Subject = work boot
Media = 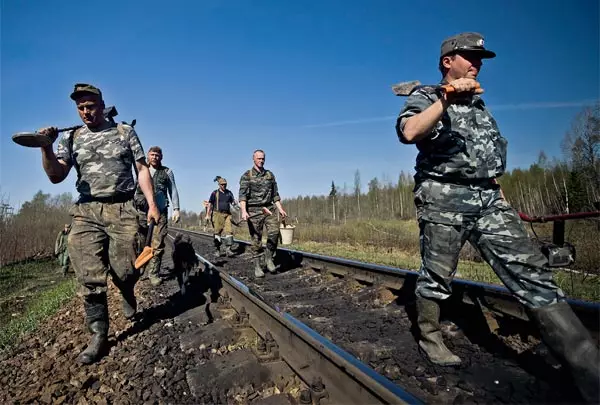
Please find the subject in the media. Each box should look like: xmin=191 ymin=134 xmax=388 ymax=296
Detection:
xmin=253 ymin=257 xmax=265 ymax=278
xmin=213 ymin=236 xmax=224 ymax=258
xmin=78 ymin=294 xmax=109 ymax=365
xmin=264 ymin=248 xmax=277 ymax=273
xmin=224 ymin=235 xmax=235 ymax=257
xmin=529 ymin=301 xmax=600 ymax=403
xmin=416 ymin=296 xmax=462 ymax=366
xmin=62 ymin=265 xmax=69 ymax=277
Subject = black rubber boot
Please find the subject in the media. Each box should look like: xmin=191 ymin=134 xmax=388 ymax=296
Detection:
xmin=264 ymin=248 xmax=277 ymax=273
xmin=416 ymin=296 xmax=461 ymax=366
xmin=253 ymin=256 xmax=265 ymax=278
xmin=224 ymin=235 xmax=235 ymax=257
xmin=78 ymin=294 xmax=109 ymax=365
xmin=121 ymin=283 xmax=137 ymax=320
xmin=529 ymin=301 xmax=600 ymax=403
xmin=148 ymin=258 xmax=162 ymax=286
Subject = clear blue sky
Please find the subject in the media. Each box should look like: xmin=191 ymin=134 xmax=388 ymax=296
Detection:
xmin=1 ymin=0 xmax=598 ymax=212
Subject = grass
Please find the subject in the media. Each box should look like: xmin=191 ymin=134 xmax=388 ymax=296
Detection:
xmin=0 ymin=259 xmax=76 ymax=351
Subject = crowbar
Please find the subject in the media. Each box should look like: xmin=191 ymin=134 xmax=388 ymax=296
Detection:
xmin=134 ymin=220 xmax=155 ymax=269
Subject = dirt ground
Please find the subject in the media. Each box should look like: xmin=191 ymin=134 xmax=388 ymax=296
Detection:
xmin=0 ymin=246 xmax=303 ymax=405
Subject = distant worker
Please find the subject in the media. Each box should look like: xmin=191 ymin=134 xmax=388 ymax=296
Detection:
xmin=54 ymin=223 xmax=71 ymax=276
xmin=206 ymin=176 xmax=237 ymax=258
xmin=239 ymin=150 xmax=287 ymax=278
xmin=38 ymin=83 xmax=159 ymax=364
xmin=396 ymin=32 xmax=598 ymax=402
xmin=134 ymin=146 xmax=181 ymax=286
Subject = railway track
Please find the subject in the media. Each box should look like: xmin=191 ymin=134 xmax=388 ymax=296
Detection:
xmin=172 ymin=228 xmax=599 ymax=404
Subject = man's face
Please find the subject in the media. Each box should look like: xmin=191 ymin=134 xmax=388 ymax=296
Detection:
xmin=75 ymin=95 xmax=105 ymax=127
xmin=219 ymin=183 xmax=227 ymax=191
xmin=444 ymin=52 xmax=483 ymax=80
xmin=253 ymin=151 xmax=265 ymax=169
xmin=148 ymin=151 xmax=162 ymax=167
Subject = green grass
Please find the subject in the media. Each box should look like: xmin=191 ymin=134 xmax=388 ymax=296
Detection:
xmin=0 ymin=260 xmax=77 ymax=351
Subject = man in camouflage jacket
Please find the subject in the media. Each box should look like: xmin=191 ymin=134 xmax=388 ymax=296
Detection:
xmin=134 ymin=146 xmax=181 ymax=286
xmin=54 ymin=223 xmax=71 ymax=276
xmin=38 ymin=83 xmax=160 ymax=365
xmin=239 ymin=149 xmax=287 ymax=278
xmin=396 ymin=33 xmax=598 ymax=402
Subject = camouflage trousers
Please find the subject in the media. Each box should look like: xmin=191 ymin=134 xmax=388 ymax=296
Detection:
xmin=414 ymin=179 xmax=565 ymax=309
xmin=138 ymin=210 xmax=168 ymax=276
xmin=247 ymin=206 xmax=280 ymax=255
xmin=57 ymin=251 xmax=70 ymax=272
xmin=68 ymin=200 xmax=140 ymax=296
xmin=212 ymin=211 xmax=233 ymax=236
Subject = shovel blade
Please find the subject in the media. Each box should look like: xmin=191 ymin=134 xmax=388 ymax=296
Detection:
xmin=135 ymin=247 xmax=154 ymax=269
xmin=12 ymin=132 xmax=54 ymax=148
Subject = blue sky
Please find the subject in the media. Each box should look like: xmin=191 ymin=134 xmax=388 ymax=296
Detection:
xmin=1 ymin=0 xmax=598 ymax=213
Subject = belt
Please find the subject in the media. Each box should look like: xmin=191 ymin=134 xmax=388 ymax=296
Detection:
xmin=421 ymin=176 xmax=496 ymax=189
xmin=80 ymin=192 xmax=134 ymax=204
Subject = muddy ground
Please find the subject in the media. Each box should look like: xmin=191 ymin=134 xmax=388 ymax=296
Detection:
xmin=0 ymin=245 xmax=304 ymax=405
xmin=188 ymin=232 xmax=587 ymax=405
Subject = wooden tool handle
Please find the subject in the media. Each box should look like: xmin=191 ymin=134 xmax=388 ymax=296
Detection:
xmin=440 ymin=82 xmax=483 ymax=94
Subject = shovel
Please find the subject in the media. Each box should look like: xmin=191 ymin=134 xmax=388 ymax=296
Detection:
xmin=12 ymin=106 xmax=121 ymax=148
xmin=12 ymin=125 xmax=82 ymax=148
xmin=134 ymin=220 xmax=155 ymax=270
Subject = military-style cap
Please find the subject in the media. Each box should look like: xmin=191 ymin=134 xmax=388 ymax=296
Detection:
xmin=440 ymin=32 xmax=496 ymax=59
xmin=70 ymin=83 xmax=103 ymax=100
xmin=218 ymin=178 xmax=227 ymax=185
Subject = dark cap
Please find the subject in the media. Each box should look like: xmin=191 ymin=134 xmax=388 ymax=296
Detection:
xmin=440 ymin=32 xmax=496 ymax=59
xmin=70 ymin=83 xmax=103 ymax=101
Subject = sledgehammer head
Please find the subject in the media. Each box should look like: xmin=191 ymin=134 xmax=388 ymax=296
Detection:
xmin=391 ymin=80 xmax=422 ymax=96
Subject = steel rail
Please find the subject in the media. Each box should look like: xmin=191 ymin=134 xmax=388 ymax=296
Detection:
xmin=192 ymin=246 xmax=423 ymax=405
xmin=174 ymin=228 xmax=600 ymax=331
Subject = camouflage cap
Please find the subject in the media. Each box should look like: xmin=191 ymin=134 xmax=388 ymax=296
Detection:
xmin=70 ymin=83 xmax=103 ymax=101
xmin=218 ymin=178 xmax=227 ymax=185
xmin=440 ymin=32 xmax=496 ymax=59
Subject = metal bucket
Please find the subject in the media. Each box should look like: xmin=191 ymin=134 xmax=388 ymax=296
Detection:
xmin=279 ymin=224 xmax=295 ymax=245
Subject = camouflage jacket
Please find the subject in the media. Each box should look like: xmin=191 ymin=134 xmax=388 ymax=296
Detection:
xmin=396 ymin=87 xmax=508 ymax=184
xmin=56 ymin=120 xmax=145 ymax=199
xmin=238 ymin=167 xmax=281 ymax=207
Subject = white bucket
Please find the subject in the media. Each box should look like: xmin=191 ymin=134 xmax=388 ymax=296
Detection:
xmin=279 ymin=225 xmax=296 ymax=245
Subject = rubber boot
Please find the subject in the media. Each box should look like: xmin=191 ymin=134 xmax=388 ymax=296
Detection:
xmin=416 ymin=296 xmax=462 ymax=366
xmin=148 ymin=257 xmax=162 ymax=286
xmin=224 ymin=235 xmax=235 ymax=257
xmin=253 ymin=256 xmax=265 ymax=278
xmin=529 ymin=301 xmax=600 ymax=403
xmin=213 ymin=236 xmax=224 ymax=258
xmin=62 ymin=265 xmax=69 ymax=277
xmin=78 ymin=294 xmax=109 ymax=365
xmin=121 ymin=283 xmax=137 ymax=320
xmin=264 ymin=248 xmax=277 ymax=273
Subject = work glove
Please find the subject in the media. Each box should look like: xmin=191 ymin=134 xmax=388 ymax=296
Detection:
xmin=172 ymin=209 xmax=180 ymax=223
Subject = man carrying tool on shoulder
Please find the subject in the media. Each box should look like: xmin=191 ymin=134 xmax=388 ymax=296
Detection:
xmin=239 ymin=149 xmax=287 ymax=278
xmin=38 ymin=83 xmax=160 ymax=365
xmin=134 ymin=146 xmax=181 ymax=286
xmin=395 ymin=33 xmax=598 ymax=402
